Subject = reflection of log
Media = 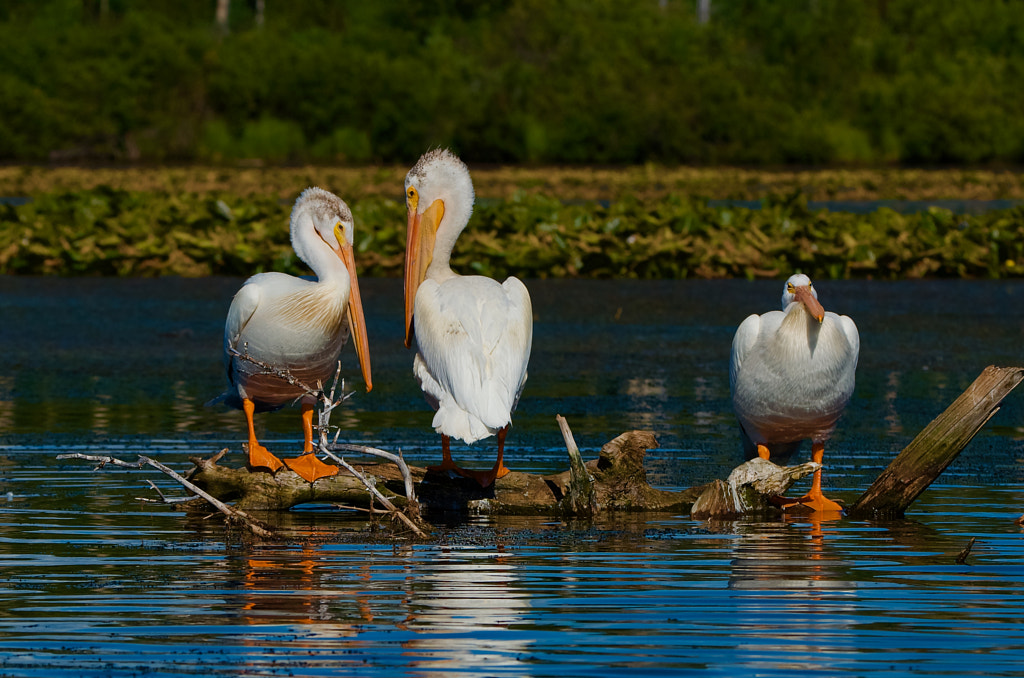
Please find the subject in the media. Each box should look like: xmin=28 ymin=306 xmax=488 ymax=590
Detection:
xmin=185 ymin=429 xmax=816 ymax=517
xmin=847 ymin=365 xmax=1024 ymax=520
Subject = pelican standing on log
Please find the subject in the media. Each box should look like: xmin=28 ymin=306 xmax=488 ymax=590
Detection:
xmin=729 ymin=273 xmax=859 ymax=512
xmin=403 ymin=149 xmax=533 ymax=487
xmin=215 ymin=187 xmax=372 ymax=483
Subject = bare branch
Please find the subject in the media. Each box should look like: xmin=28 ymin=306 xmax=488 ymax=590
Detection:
xmin=332 ymin=443 xmax=417 ymax=504
xmin=228 ymin=344 xmax=319 ymax=395
xmin=139 ymin=479 xmax=195 ymax=504
xmin=320 ymin=447 xmax=427 ymax=537
xmin=223 ymin=354 xmax=423 ymax=533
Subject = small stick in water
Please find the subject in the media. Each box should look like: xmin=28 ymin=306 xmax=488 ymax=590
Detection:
xmin=955 ymin=537 xmax=977 ymax=565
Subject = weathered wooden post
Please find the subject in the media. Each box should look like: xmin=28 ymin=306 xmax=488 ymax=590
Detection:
xmin=847 ymin=366 xmax=1024 ymax=520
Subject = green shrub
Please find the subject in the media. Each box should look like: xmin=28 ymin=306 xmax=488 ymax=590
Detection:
xmin=2 ymin=1 xmax=1024 ymax=165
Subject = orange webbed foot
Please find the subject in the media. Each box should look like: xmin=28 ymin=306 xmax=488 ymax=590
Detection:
xmin=768 ymin=494 xmax=805 ymax=510
xmin=284 ymin=454 xmax=339 ymax=483
xmin=247 ymin=442 xmax=284 ymax=473
xmin=427 ymin=459 xmax=510 ymax=488
xmin=769 ymin=492 xmax=843 ymax=514
xmin=426 ymin=457 xmax=463 ymax=477
xmin=794 ymin=491 xmax=844 ymax=513
xmin=461 ymin=463 xmax=511 ymax=488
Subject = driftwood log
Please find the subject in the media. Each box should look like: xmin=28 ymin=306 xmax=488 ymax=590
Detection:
xmin=183 ymin=365 xmax=1022 ymax=522
xmin=184 ymin=427 xmax=817 ymax=518
xmin=847 ymin=365 xmax=1024 ymax=520
xmin=58 ymin=365 xmax=1022 ymax=533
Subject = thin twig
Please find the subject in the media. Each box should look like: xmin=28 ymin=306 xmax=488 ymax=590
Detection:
xmin=138 ymin=479 xmax=195 ymax=504
xmin=228 ymin=344 xmax=318 ymax=394
xmin=233 ymin=352 xmax=407 ymax=502
xmin=333 ymin=503 xmax=392 ymax=515
xmin=310 ymin=362 xmax=424 ymax=534
xmin=332 ymin=443 xmax=418 ymax=503
xmin=57 ymin=452 xmax=275 ymax=538
xmin=56 ymin=352 xmax=421 ymax=537
xmin=320 ymin=447 xmax=427 ymax=537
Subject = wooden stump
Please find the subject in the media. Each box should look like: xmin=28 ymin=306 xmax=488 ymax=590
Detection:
xmin=690 ymin=457 xmax=820 ymax=519
xmin=847 ymin=365 xmax=1024 ymax=520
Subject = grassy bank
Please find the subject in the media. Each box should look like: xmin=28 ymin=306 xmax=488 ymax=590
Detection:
xmin=3 ymin=165 xmax=1024 ymax=203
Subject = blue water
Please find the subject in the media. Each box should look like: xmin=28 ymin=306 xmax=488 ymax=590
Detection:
xmin=1 ymin=276 xmax=1023 ymax=677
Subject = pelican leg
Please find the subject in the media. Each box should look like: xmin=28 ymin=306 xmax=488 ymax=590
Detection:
xmin=794 ymin=443 xmax=843 ymax=513
xmin=461 ymin=426 xmax=512 ymax=488
xmin=494 ymin=426 xmax=512 ymax=479
xmin=243 ymin=398 xmax=284 ymax=473
xmin=301 ymin=398 xmax=316 ymax=453
xmin=428 ymin=435 xmax=461 ymax=472
xmin=283 ymin=398 xmax=339 ymax=483
xmin=428 ymin=431 xmax=511 ymax=488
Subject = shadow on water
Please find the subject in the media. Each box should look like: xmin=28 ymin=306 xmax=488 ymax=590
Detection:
xmin=1 ymin=276 xmax=1024 ymax=676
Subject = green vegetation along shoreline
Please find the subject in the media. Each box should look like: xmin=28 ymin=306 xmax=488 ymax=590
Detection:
xmin=2 ymin=165 xmax=1022 ymax=280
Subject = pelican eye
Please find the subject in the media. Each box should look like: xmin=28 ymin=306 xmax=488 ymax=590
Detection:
xmin=406 ymin=186 xmax=419 ymax=211
xmin=333 ymin=221 xmax=347 ymax=244
xmin=787 ymin=283 xmax=795 ymax=293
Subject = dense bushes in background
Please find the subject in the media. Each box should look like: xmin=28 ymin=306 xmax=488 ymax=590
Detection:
xmin=1 ymin=0 xmax=1023 ymax=166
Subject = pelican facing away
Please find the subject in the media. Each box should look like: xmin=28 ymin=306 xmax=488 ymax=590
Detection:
xmin=729 ymin=274 xmax=859 ymax=512
xmin=216 ymin=187 xmax=372 ymax=483
xmin=403 ymin=149 xmax=533 ymax=486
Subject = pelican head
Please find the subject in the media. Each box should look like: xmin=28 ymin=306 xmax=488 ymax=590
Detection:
xmin=291 ymin=187 xmax=354 ymax=261
xmin=782 ymin=273 xmax=824 ymax=324
xmin=291 ymin=186 xmax=372 ymax=392
xmin=403 ymin=149 xmax=475 ymax=347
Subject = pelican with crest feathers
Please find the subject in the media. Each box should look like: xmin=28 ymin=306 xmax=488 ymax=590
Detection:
xmin=215 ymin=187 xmax=372 ymax=483
xmin=729 ymin=273 xmax=858 ymax=512
xmin=403 ymin=149 xmax=533 ymax=487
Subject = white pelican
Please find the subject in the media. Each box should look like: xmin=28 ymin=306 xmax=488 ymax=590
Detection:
xmin=729 ymin=273 xmax=859 ymax=512
xmin=215 ymin=187 xmax=372 ymax=483
xmin=403 ymin=149 xmax=533 ymax=486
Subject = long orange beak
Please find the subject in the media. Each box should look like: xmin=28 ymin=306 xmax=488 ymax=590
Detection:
xmin=404 ymin=198 xmax=443 ymax=348
xmin=793 ymin=285 xmax=825 ymax=323
xmin=340 ymin=243 xmax=372 ymax=392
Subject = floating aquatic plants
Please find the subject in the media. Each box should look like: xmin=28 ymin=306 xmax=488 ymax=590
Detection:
xmin=1 ymin=186 xmax=1022 ymax=280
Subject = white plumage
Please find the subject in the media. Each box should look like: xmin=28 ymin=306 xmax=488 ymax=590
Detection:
xmin=729 ymin=273 xmax=858 ymax=511
xmin=216 ymin=187 xmax=372 ymax=482
xmin=403 ymin=149 xmax=532 ymax=485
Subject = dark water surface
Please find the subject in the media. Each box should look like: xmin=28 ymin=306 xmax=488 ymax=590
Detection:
xmin=1 ymin=276 xmax=1023 ymax=677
